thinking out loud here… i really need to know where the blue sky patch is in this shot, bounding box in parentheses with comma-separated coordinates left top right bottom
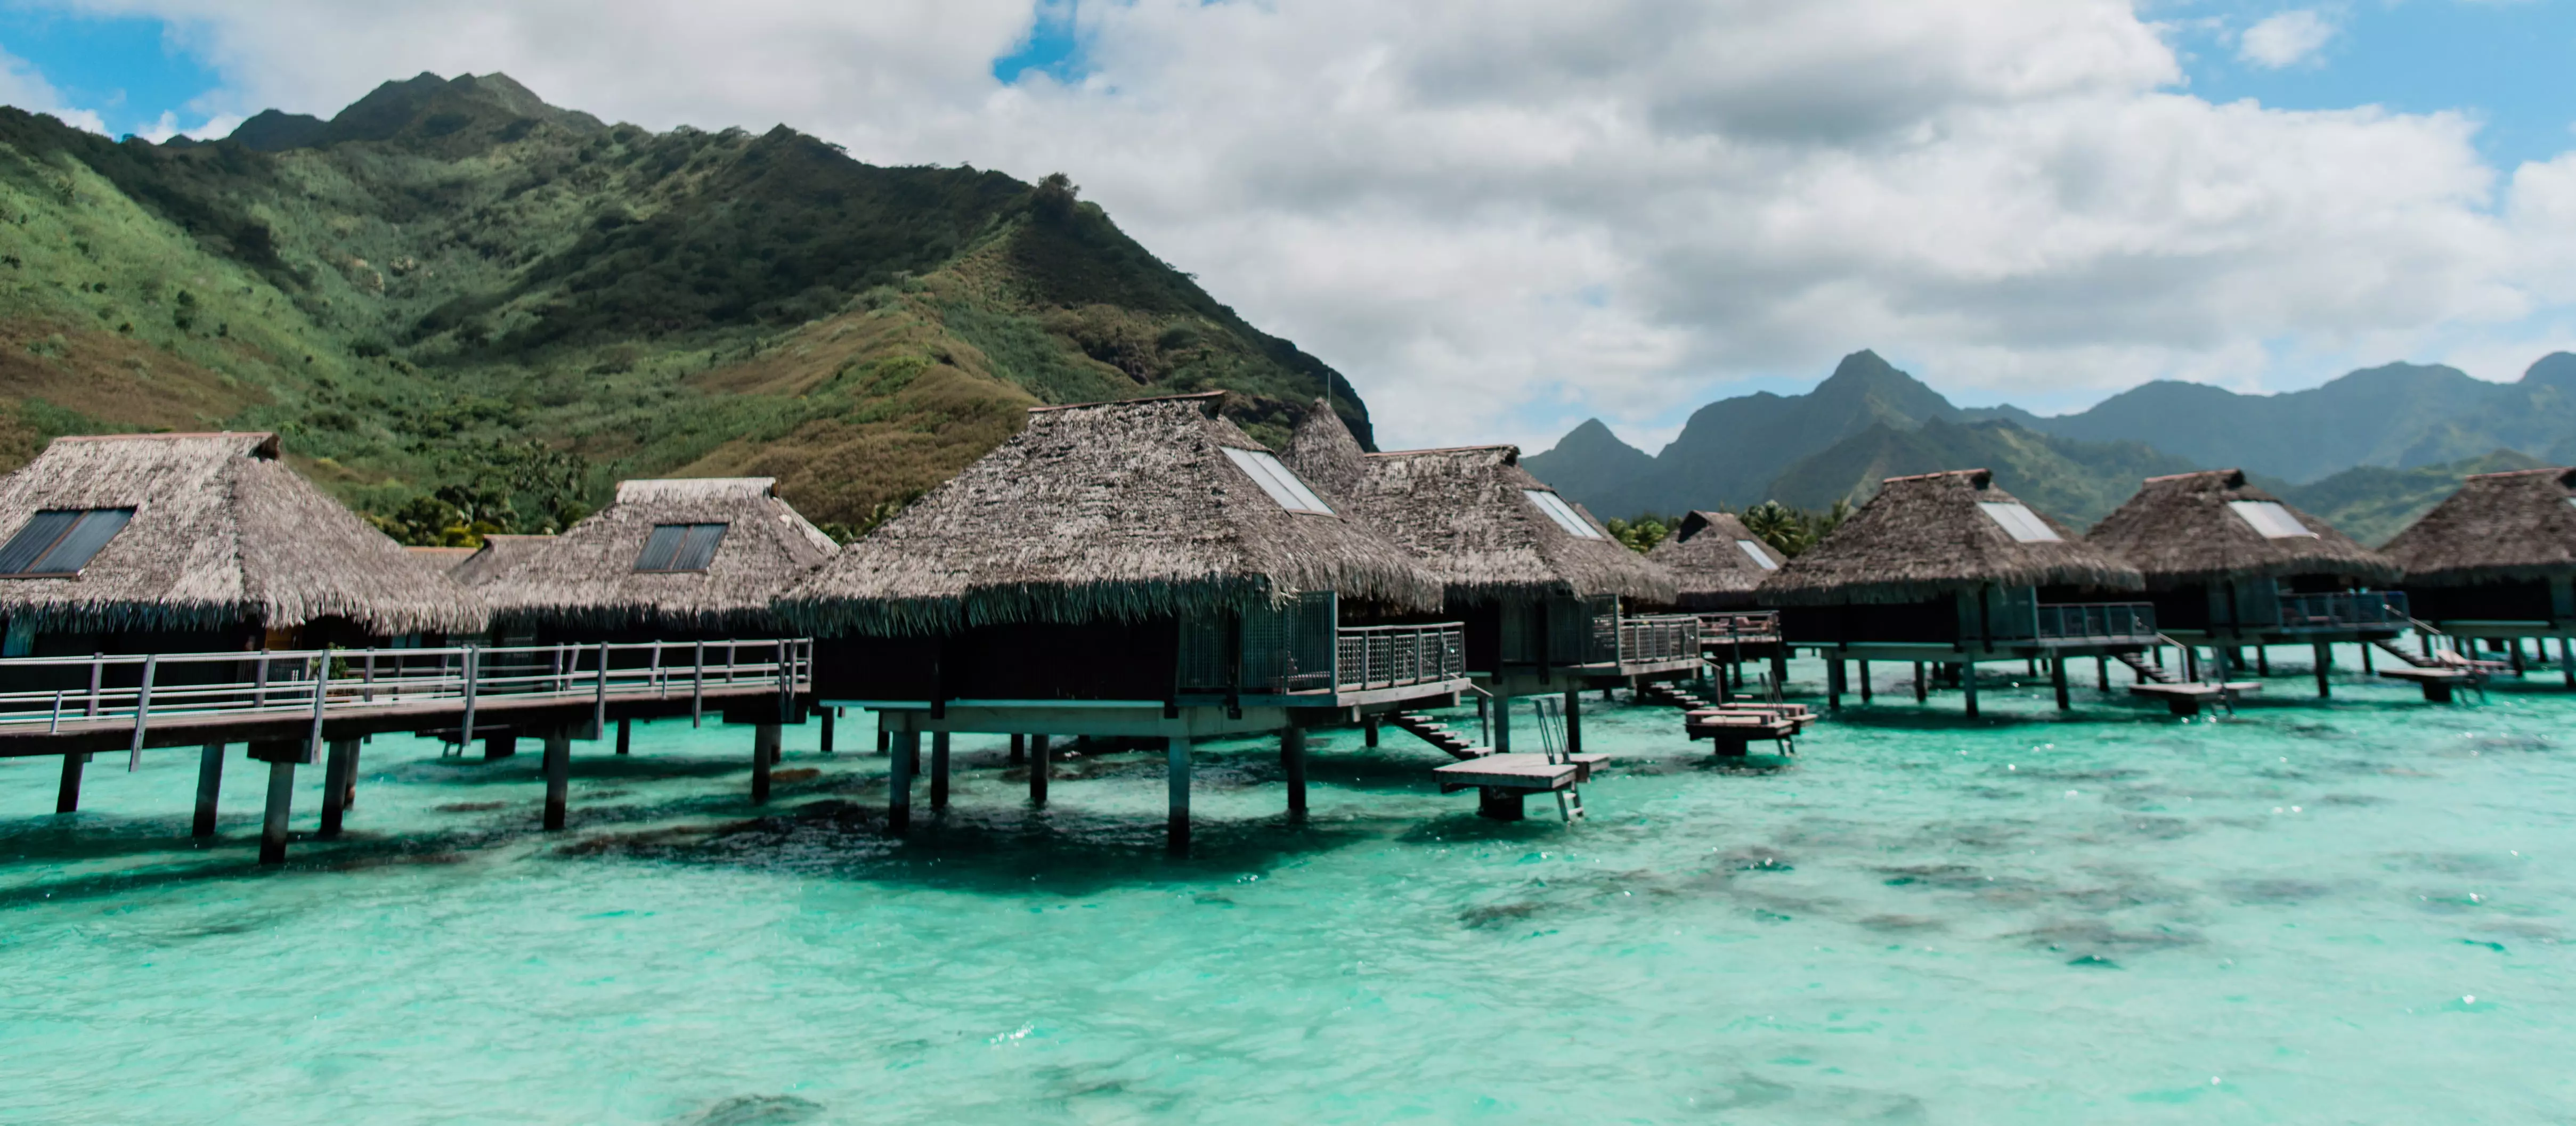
(0, 7, 219, 136)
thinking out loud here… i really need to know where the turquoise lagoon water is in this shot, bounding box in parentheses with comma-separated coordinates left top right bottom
(3, 652, 2572, 1124)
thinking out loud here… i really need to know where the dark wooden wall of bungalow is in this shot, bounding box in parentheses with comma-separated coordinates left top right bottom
(2404, 577, 2574, 623)
(816, 619, 1184, 703)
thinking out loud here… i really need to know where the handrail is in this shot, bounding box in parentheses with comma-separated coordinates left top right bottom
(2034, 601, 2158, 642)
(0, 639, 816, 737)
(1615, 613, 1702, 665)
(2274, 590, 2410, 632)
(1333, 622, 1465, 692)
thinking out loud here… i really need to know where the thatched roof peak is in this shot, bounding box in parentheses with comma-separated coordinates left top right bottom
(1284, 397, 1370, 500)
(0, 431, 484, 635)
(1647, 510, 1782, 608)
(775, 395, 1444, 636)
(1341, 443, 1677, 605)
(1759, 467, 2143, 605)
(2380, 464, 2576, 586)
(476, 479, 836, 633)
(2086, 468, 2398, 589)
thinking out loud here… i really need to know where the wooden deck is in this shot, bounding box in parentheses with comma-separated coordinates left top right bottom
(1684, 703, 1815, 755)
(2128, 681, 2261, 716)
(1432, 752, 1608, 793)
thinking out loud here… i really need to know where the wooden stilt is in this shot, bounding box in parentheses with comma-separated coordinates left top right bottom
(1166, 737, 1192, 854)
(2313, 641, 2332, 699)
(1493, 695, 1513, 754)
(484, 732, 516, 760)
(342, 740, 360, 812)
(2052, 655, 2071, 711)
(1858, 659, 1873, 703)
(1827, 659, 1843, 711)
(1963, 663, 1980, 719)
(876, 724, 891, 756)
(2562, 638, 2574, 689)
(2258, 647, 2271, 676)
(1914, 662, 1927, 703)
(1029, 735, 1050, 807)
(192, 743, 224, 838)
(817, 708, 834, 754)
(750, 724, 777, 805)
(889, 730, 916, 831)
(320, 738, 357, 837)
(1477, 787, 1525, 821)
(2511, 640, 2526, 676)
(2026, 657, 2038, 676)
(54, 752, 84, 814)
(1770, 651, 1787, 690)
(1563, 689, 1582, 757)
(2096, 656, 2109, 691)
(543, 731, 573, 829)
(616, 717, 632, 755)
(1009, 733, 1026, 764)
(2184, 646, 2200, 682)
(1281, 727, 1307, 821)
(1363, 719, 1379, 748)
(930, 732, 950, 812)
(2361, 642, 2375, 674)
(259, 760, 295, 865)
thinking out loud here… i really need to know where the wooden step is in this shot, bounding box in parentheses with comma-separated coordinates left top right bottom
(1434, 753, 1579, 792)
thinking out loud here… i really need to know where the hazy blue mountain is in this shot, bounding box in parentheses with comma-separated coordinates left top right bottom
(1519, 418, 1657, 513)
(2022, 355, 2576, 483)
(1766, 418, 2199, 527)
(2272, 449, 2553, 548)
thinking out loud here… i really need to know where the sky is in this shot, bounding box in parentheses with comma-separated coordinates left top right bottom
(1, 1, 2572, 455)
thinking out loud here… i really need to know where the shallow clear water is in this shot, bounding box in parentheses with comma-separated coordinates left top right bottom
(3, 650, 2572, 1124)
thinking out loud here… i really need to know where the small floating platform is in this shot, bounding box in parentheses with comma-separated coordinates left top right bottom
(2129, 682, 2261, 716)
(2378, 666, 2477, 703)
(1684, 705, 1815, 756)
(1433, 752, 1606, 793)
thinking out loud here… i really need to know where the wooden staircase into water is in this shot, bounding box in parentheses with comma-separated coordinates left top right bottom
(1386, 711, 1488, 760)
(2114, 651, 2181, 686)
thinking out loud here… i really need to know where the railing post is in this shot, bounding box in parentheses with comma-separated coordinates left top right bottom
(126, 655, 158, 771)
(86, 655, 102, 717)
(692, 641, 706, 727)
(459, 646, 480, 749)
(363, 651, 377, 704)
(253, 654, 269, 710)
(304, 655, 332, 766)
(592, 641, 610, 738)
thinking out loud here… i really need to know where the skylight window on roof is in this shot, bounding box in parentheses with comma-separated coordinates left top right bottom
(2228, 500, 2317, 539)
(1525, 489, 1604, 538)
(0, 508, 133, 577)
(1222, 447, 1334, 515)
(635, 523, 729, 572)
(1978, 501, 2061, 543)
(1736, 539, 1779, 570)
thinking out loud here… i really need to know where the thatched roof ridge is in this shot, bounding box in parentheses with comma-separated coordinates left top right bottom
(406, 545, 479, 569)
(0, 432, 485, 635)
(1283, 397, 1369, 500)
(1346, 443, 1677, 605)
(1648, 511, 1781, 601)
(477, 478, 836, 632)
(2380, 467, 2576, 586)
(448, 534, 554, 588)
(2086, 469, 2399, 588)
(775, 396, 1445, 637)
(1760, 468, 2143, 605)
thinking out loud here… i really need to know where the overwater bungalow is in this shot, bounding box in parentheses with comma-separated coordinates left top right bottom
(1760, 469, 2156, 715)
(466, 479, 836, 761)
(0, 432, 485, 829)
(1282, 405, 1694, 753)
(2086, 469, 2405, 696)
(2381, 466, 2576, 687)
(777, 393, 1482, 843)
(1645, 510, 1789, 689)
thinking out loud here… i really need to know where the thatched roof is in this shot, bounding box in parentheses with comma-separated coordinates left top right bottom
(2086, 469, 2399, 589)
(446, 534, 554, 588)
(1647, 510, 1782, 602)
(2380, 466, 2576, 586)
(0, 432, 485, 635)
(1338, 436, 1678, 606)
(776, 394, 1445, 637)
(1284, 397, 1370, 500)
(476, 479, 836, 632)
(406, 545, 479, 569)
(1760, 469, 2143, 605)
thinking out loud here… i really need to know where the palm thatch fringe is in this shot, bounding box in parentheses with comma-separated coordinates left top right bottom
(777, 395, 1445, 637)
(1343, 438, 1678, 606)
(448, 534, 554, 588)
(1760, 469, 2142, 605)
(2380, 467, 2576, 586)
(2086, 469, 2399, 589)
(476, 478, 837, 633)
(0, 432, 486, 635)
(1648, 510, 1782, 607)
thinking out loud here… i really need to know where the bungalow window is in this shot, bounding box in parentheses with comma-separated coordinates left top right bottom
(1736, 540, 1779, 570)
(2227, 500, 2317, 539)
(635, 523, 729, 572)
(0, 508, 134, 577)
(1977, 501, 2060, 543)
(1222, 447, 1334, 515)
(1525, 490, 1603, 539)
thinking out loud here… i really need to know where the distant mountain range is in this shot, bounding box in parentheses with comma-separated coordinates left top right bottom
(1523, 349, 2576, 543)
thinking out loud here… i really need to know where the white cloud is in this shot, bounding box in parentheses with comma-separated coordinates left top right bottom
(132, 109, 242, 144)
(22, 0, 2576, 451)
(0, 47, 106, 134)
(2239, 9, 2338, 69)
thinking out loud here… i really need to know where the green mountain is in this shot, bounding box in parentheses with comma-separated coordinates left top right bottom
(2272, 449, 2551, 547)
(1523, 349, 1964, 514)
(1766, 417, 2198, 527)
(0, 72, 1371, 538)
(2023, 356, 2576, 483)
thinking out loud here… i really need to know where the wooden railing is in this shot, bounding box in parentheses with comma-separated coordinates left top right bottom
(1696, 610, 1781, 644)
(1617, 614, 1703, 665)
(2034, 602, 2158, 642)
(1335, 623, 1466, 692)
(0, 640, 814, 750)
(2277, 591, 2410, 632)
